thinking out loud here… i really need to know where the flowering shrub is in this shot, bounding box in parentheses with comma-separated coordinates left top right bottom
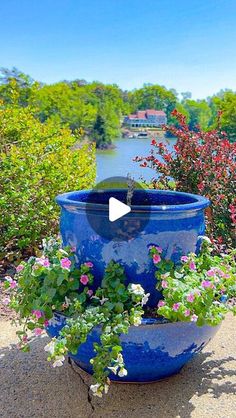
(150, 239, 236, 326)
(134, 110, 236, 248)
(3, 237, 236, 397)
(0, 99, 95, 262)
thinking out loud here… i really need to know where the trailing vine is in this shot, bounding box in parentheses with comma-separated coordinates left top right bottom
(3, 237, 236, 397)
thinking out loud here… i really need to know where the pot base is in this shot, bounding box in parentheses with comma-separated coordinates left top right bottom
(69, 358, 183, 384)
(47, 314, 220, 384)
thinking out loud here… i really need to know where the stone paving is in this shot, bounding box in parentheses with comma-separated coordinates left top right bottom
(0, 315, 235, 418)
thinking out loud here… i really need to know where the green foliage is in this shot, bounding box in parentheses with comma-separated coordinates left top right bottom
(128, 84, 177, 119)
(210, 91, 236, 142)
(34, 82, 97, 131)
(0, 99, 95, 259)
(4, 238, 146, 397)
(181, 99, 212, 130)
(150, 240, 236, 326)
(34, 81, 124, 147)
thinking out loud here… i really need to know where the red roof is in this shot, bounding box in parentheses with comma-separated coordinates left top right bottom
(146, 109, 166, 116)
(137, 111, 146, 118)
(127, 109, 166, 120)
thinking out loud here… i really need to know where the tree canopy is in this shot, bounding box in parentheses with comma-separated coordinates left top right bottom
(0, 67, 235, 144)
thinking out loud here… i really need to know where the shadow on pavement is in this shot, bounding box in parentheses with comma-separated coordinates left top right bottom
(0, 330, 235, 418)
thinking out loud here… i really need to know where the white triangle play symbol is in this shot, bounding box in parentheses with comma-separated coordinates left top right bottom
(109, 197, 131, 222)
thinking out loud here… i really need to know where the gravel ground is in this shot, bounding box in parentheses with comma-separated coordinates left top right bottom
(0, 315, 235, 418)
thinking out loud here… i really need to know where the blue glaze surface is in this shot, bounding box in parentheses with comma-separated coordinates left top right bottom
(56, 189, 210, 307)
(47, 313, 219, 383)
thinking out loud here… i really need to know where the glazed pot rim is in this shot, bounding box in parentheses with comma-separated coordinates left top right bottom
(56, 189, 210, 213)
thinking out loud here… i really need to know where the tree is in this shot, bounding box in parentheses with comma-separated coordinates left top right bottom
(128, 84, 178, 120)
(92, 113, 107, 148)
(210, 91, 236, 142)
(181, 91, 192, 101)
(182, 99, 212, 130)
(0, 67, 36, 107)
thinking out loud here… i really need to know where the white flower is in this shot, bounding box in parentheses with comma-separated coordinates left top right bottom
(174, 272, 184, 279)
(104, 384, 109, 394)
(117, 353, 124, 363)
(58, 248, 69, 256)
(198, 235, 211, 244)
(104, 326, 111, 333)
(100, 297, 109, 305)
(108, 365, 118, 375)
(52, 355, 65, 368)
(64, 296, 72, 306)
(133, 316, 142, 326)
(44, 340, 56, 355)
(129, 283, 145, 296)
(141, 293, 150, 306)
(90, 383, 103, 397)
(161, 272, 170, 279)
(118, 367, 128, 377)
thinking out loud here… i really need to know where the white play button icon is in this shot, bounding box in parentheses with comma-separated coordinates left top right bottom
(109, 197, 131, 222)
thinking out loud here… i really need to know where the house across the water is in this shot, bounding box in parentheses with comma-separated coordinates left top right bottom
(124, 109, 167, 127)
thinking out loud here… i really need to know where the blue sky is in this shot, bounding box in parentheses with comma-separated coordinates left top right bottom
(0, 0, 236, 98)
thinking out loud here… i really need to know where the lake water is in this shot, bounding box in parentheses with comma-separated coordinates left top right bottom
(96, 133, 175, 183)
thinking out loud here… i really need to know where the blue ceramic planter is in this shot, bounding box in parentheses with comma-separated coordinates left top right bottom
(46, 313, 219, 383)
(56, 189, 210, 307)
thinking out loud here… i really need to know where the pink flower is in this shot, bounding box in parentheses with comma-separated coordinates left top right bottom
(32, 310, 43, 319)
(156, 246, 163, 254)
(223, 273, 230, 279)
(60, 258, 71, 270)
(43, 258, 50, 267)
(157, 300, 166, 308)
(84, 262, 93, 268)
(215, 268, 225, 277)
(44, 320, 49, 327)
(36, 257, 50, 267)
(6, 277, 18, 288)
(80, 274, 89, 285)
(153, 254, 161, 264)
(2, 297, 10, 305)
(191, 314, 198, 322)
(10, 280, 17, 289)
(34, 328, 43, 336)
(16, 264, 24, 273)
(161, 280, 168, 288)
(181, 256, 189, 262)
(70, 246, 76, 252)
(201, 280, 214, 289)
(87, 289, 93, 297)
(22, 335, 28, 343)
(189, 261, 196, 271)
(184, 309, 191, 317)
(187, 293, 195, 303)
(207, 269, 215, 277)
(172, 303, 181, 312)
